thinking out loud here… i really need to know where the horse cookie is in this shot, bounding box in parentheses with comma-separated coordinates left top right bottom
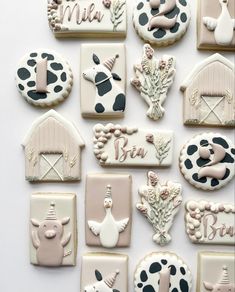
(133, 0, 191, 46)
(134, 252, 192, 292)
(179, 133, 235, 191)
(16, 49, 73, 107)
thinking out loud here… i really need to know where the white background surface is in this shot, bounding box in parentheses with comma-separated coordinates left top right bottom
(0, 1, 234, 291)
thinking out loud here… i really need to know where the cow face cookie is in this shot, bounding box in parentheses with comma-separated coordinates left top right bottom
(30, 192, 77, 267)
(197, 0, 235, 51)
(131, 44, 176, 121)
(81, 44, 126, 118)
(179, 133, 235, 191)
(136, 171, 182, 246)
(16, 49, 73, 107)
(133, 0, 191, 46)
(197, 252, 235, 292)
(134, 252, 192, 292)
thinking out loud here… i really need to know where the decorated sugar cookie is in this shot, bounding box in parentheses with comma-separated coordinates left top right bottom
(48, 0, 127, 38)
(179, 133, 235, 190)
(134, 252, 192, 292)
(16, 49, 73, 107)
(133, 0, 191, 46)
(131, 44, 176, 121)
(136, 171, 182, 246)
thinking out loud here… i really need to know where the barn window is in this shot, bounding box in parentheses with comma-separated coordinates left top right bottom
(39, 153, 64, 181)
(199, 95, 225, 125)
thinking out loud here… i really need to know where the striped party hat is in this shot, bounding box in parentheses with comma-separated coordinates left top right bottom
(219, 266, 230, 285)
(105, 185, 112, 199)
(45, 202, 57, 220)
(104, 270, 119, 288)
(103, 54, 119, 71)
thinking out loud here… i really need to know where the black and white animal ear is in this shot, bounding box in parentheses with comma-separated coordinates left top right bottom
(113, 289, 120, 292)
(95, 270, 103, 281)
(112, 73, 122, 81)
(93, 54, 100, 65)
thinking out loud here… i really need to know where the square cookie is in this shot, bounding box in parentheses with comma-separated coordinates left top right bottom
(81, 44, 126, 118)
(197, 252, 235, 292)
(197, 0, 235, 51)
(81, 253, 128, 292)
(85, 173, 132, 248)
(30, 192, 77, 267)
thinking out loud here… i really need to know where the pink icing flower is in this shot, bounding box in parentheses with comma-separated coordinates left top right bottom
(103, 0, 112, 8)
(146, 134, 154, 144)
(144, 44, 154, 59)
(160, 188, 169, 200)
(159, 60, 167, 70)
(131, 78, 141, 88)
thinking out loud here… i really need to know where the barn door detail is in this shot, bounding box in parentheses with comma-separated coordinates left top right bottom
(39, 153, 64, 181)
(199, 96, 225, 125)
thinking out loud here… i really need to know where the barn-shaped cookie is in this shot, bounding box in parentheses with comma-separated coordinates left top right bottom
(180, 54, 235, 127)
(22, 110, 85, 182)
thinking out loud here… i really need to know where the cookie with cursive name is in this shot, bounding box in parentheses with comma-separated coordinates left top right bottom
(134, 252, 192, 292)
(197, 252, 235, 292)
(16, 49, 73, 107)
(48, 0, 127, 38)
(93, 123, 173, 167)
(179, 133, 235, 190)
(133, 0, 191, 46)
(185, 200, 235, 245)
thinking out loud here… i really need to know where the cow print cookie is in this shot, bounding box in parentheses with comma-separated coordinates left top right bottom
(16, 49, 73, 107)
(134, 252, 192, 292)
(179, 133, 235, 191)
(133, 0, 191, 46)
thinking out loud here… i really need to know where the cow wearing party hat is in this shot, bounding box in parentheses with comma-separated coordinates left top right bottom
(204, 266, 235, 292)
(31, 202, 71, 266)
(84, 269, 120, 292)
(83, 53, 126, 115)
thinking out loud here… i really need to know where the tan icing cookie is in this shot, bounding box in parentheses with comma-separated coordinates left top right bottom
(180, 54, 235, 128)
(30, 192, 77, 267)
(22, 110, 85, 182)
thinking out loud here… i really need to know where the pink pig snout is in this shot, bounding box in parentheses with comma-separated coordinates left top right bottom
(45, 229, 57, 239)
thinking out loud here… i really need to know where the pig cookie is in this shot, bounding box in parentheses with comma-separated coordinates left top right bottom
(179, 133, 235, 191)
(134, 252, 192, 292)
(16, 49, 73, 107)
(133, 0, 191, 46)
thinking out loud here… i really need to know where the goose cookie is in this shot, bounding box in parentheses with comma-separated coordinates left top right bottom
(134, 252, 192, 292)
(81, 43, 126, 118)
(197, 0, 235, 51)
(131, 44, 176, 121)
(133, 0, 191, 46)
(86, 174, 132, 248)
(16, 49, 73, 107)
(179, 133, 235, 191)
(48, 0, 127, 38)
(136, 171, 182, 246)
(30, 192, 77, 267)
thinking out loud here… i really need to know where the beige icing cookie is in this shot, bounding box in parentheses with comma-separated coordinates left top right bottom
(197, 0, 235, 51)
(197, 252, 235, 292)
(81, 43, 126, 118)
(185, 200, 235, 245)
(48, 0, 127, 38)
(30, 192, 77, 267)
(22, 110, 85, 182)
(85, 173, 132, 248)
(180, 54, 235, 128)
(81, 253, 128, 292)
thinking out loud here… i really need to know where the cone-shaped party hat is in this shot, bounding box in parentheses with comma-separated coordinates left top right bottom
(45, 202, 57, 220)
(104, 270, 119, 288)
(105, 185, 112, 199)
(103, 54, 119, 71)
(219, 266, 230, 285)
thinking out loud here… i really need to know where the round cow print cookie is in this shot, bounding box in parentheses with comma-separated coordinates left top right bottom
(134, 252, 192, 292)
(179, 133, 235, 191)
(16, 49, 73, 107)
(133, 0, 191, 46)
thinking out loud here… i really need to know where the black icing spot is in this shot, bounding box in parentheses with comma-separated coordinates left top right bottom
(165, 6, 180, 18)
(222, 168, 230, 180)
(30, 53, 37, 57)
(187, 145, 198, 155)
(180, 12, 187, 22)
(160, 0, 166, 3)
(180, 279, 189, 292)
(184, 159, 193, 169)
(200, 139, 209, 146)
(139, 13, 149, 26)
(17, 68, 31, 80)
(211, 179, 219, 187)
(137, 283, 143, 288)
(61, 72, 67, 82)
(153, 29, 166, 38)
(42, 53, 54, 61)
(180, 267, 186, 275)
(47, 70, 58, 85)
(27, 81, 36, 87)
(169, 265, 176, 275)
(179, 0, 187, 6)
(140, 270, 148, 282)
(18, 84, 24, 90)
(170, 22, 180, 33)
(231, 148, 235, 155)
(151, 8, 159, 15)
(212, 137, 229, 149)
(161, 259, 167, 265)
(95, 103, 105, 113)
(221, 153, 234, 163)
(27, 90, 47, 100)
(149, 262, 162, 273)
(95, 72, 112, 96)
(196, 158, 211, 167)
(172, 289, 179, 292)
(51, 62, 63, 71)
(137, 2, 144, 10)
(192, 173, 207, 183)
(54, 85, 63, 93)
(143, 285, 155, 292)
(27, 59, 36, 67)
(113, 94, 126, 112)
